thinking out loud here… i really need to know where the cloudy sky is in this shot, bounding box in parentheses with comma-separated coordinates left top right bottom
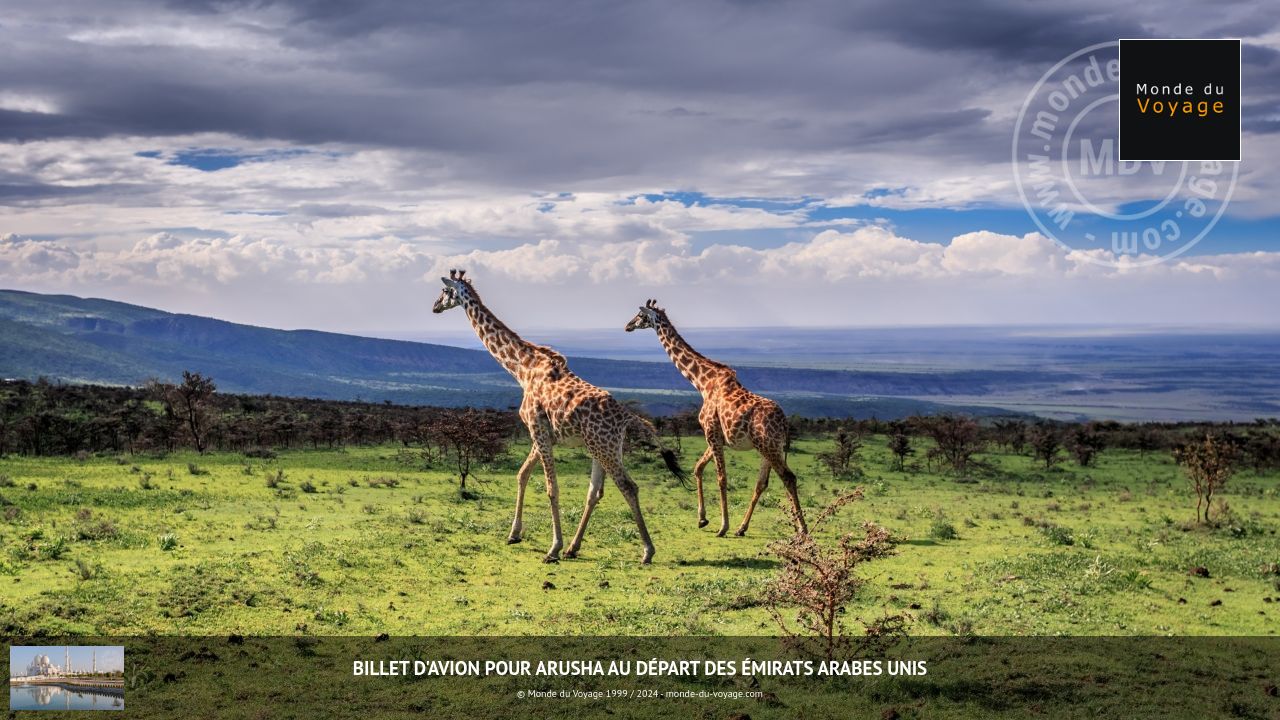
(2, 0, 1279, 334)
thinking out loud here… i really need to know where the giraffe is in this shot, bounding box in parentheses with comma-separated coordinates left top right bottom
(432, 270, 686, 564)
(625, 300, 807, 537)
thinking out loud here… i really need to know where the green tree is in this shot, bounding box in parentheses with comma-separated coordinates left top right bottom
(166, 371, 217, 453)
(1174, 433, 1241, 524)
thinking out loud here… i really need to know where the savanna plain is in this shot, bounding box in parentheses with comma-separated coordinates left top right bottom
(2, 435, 1277, 638)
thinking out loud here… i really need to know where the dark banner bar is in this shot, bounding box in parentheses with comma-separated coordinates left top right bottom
(6, 636, 1280, 718)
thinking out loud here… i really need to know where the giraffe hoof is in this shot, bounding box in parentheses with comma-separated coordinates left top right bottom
(542, 554, 560, 564)
(698, 518, 709, 528)
(734, 528, 748, 537)
(641, 549, 654, 564)
(564, 548, 579, 559)
(715, 528, 727, 538)
(506, 536, 522, 545)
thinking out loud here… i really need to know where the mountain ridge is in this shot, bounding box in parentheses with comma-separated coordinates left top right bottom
(0, 288, 1021, 419)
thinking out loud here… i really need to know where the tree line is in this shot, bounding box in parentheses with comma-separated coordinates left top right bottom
(2, 377, 1279, 484)
(0, 376, 516, 459)
(800, 415, 1280, 478)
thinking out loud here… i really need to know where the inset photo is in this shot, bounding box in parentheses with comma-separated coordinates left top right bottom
(9, 646, 124, 711)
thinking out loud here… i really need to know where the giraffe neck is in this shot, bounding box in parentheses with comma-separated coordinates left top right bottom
(460, 293, 540, 380)
(655, 318, 722, 393)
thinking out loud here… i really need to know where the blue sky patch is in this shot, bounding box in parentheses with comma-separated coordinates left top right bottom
(134, 147, 314, 172)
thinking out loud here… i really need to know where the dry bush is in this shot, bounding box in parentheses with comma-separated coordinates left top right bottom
(763, 488, 907, 660)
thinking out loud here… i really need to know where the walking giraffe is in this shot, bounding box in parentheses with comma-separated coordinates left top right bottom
(625, 300, 807, 537)
(433, 270, 686, 563)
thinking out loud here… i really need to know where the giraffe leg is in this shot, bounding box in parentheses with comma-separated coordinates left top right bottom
(712, 445, 729, 537)
(692, 445, 715, 528)
(734, 456, 771, 536)
(776, 456, 808, 535)
(507, 448, 538, 544)
(564, 459, 605, 558)
(603, 455, 655, 564)
(738, 447, 807, 536)
(531, 429, 563, 563)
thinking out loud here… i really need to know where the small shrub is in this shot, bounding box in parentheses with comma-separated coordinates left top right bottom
(245, 509, 279, 531)
(139, 474, 155, 490)
(300, 481, 318, 494)
(314, 607, 350, 626)
(158, 533, 179, 551)
(1114, 568, 1152, 591)
(1038, 523, 1075, 546)
(407, 508, 428, 525)
(187, 463, 208, 476)
(38, 536, 69, 561)
(74, 558, 103, 581)
(922, 599, 949, 627)
(947, 617, 976, 636)
(929, 518, 959, 541)
(74, 517, 119, 541)
(0, 475, 14, 488)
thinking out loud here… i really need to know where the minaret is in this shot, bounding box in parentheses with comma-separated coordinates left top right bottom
(65, 647, 70, 676)
(93, 649, 97, 674)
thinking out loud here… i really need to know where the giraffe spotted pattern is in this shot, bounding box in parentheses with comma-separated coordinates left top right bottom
(626, 299, 808, 537)
(434, 270, 684, 564)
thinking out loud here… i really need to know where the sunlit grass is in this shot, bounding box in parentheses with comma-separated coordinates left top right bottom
(0, 437, 1277, 636)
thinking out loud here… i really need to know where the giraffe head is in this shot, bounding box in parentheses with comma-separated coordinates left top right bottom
(432, 268, 474, 313)
(624, 299, 666, 332)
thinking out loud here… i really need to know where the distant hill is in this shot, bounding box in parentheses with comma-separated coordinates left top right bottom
(0, 289, 1019, 419)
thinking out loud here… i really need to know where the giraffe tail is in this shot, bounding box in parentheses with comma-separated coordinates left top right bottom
(627, 414, 690, 487)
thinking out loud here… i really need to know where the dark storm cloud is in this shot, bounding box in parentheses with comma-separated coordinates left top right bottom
(839, 108, 993, 148)
(0, 109, 119, 142)
(843, 0, 1149, 62)
(1, 0, 1277, 191)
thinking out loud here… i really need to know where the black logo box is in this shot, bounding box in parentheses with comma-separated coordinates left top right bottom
(1119, 38, 1241, 162)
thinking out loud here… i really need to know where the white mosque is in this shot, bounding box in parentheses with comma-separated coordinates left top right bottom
(16, 648, 100, 679)
(24, 654, 63, 677)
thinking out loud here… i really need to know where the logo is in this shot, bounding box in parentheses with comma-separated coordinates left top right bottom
(1012, 41, 1238, 267)
(1119, 39, 1241, 161)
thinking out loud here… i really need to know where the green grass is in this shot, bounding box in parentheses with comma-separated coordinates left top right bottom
(1, 437, 1278, 637)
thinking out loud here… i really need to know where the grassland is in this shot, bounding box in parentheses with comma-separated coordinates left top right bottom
(1, 437, 1278, 637)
